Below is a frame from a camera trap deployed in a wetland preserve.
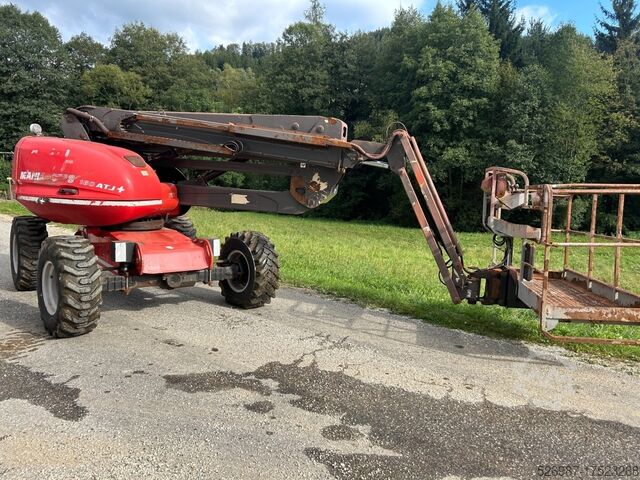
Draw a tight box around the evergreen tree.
[457,0,524,62]
[456,0,479,13]
[595,0,640,53]
[200,42,275,71]
[520,19,549,65]
[480,0,524,61]
[262,3,354,118]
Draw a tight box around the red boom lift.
[8,106,640,345]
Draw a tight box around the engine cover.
[12,136,179,226]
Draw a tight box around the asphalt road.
[0,215,639,480]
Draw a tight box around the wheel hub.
[227,249,251,293]
[41,260,59,315]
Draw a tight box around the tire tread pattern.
[220,231,279,309]
[11,216,48,291]
[165,215,197,239]
[38,236,102,337]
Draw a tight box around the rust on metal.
[132,113,354,150]
[614,194,625,289]
[563,195,573,270]
[482,166,640,345]
[107,130,233,157]
[587,194,598,283]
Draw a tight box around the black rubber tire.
[219,231,279,309]
[111,217,165,231]
[165,215,197,239]
[10,216,48,291]
[36,236,102,337]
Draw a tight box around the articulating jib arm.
[351,131,468,304]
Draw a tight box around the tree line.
[1,0,639,231]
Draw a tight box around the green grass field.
[1,200,639,361]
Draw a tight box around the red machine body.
[85,227,214,275]
[12,136,179,226]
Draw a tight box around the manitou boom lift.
[9,106,640,345]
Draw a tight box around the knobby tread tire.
[165,215,197,239]
[111,217,165,231]
[10,216,48,291]
[37,236,102,337]
[220,231,280,309]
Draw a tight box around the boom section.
[63,106,355,214]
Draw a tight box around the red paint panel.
[111,229,211,274]
[86,228,212,275]
[12,136,179,226]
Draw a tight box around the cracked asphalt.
[0,216,639,479]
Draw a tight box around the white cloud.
[1,0,426,50]
[515,4,558,29]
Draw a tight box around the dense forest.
[1,0,639,230]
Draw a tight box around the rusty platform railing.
[518,183,640,345]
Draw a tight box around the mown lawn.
[1,200,639,361]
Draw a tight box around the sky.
[1,0,606,51]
